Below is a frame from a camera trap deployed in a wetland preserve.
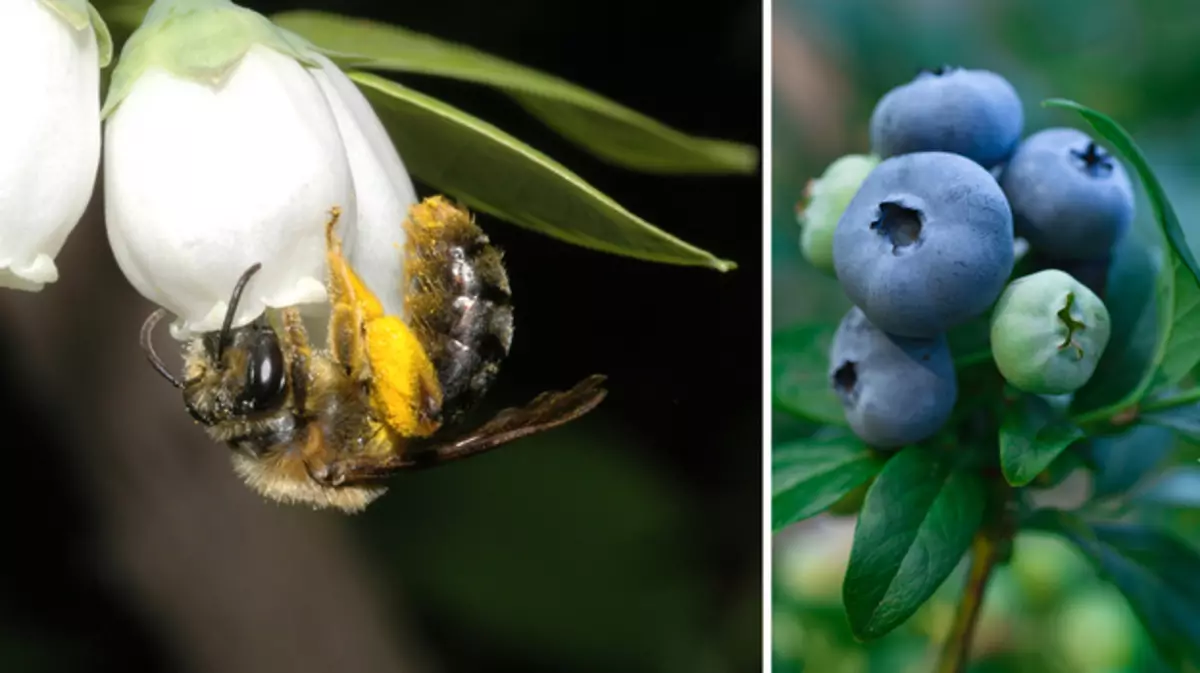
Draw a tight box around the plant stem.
[934,532,1001,673]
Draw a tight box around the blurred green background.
[772,1,1200,671]
[0,1,761,673]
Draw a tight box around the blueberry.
[990,269,1112,395]
[869,66,1024,168]
[829,307,957,448]
[999,128,1135,260]
[799,154,880,274]
[833,152,1015,338]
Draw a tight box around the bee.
[140,197,607,512]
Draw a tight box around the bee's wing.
[319,375,608,485]
[420,374,608,460]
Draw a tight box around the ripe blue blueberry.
[829,307,957,448]
[999,128,1135,260]
[869,66,1024,168]
[833,152,1015,338]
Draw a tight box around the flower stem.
[934,531,1002,673]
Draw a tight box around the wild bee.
[140,197,607,512]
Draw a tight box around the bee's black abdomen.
[404,198,515,423]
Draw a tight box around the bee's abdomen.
[404,197,514,423]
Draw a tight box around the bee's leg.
[321,206,444,438]
[309,374,608,487]
[279,307,314,415]
[323,207,379,382]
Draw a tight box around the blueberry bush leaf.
[1070,228,1163,415]
[1030,510,1200,668]
[1134,467,1200,509]
[772,323,846,426]
[772,430,885,530]
[842,447,985,640]
[1083,424,1176,498]
[1000,394,1085,487]
[350,72,734,270]
[273,11,758,175]
[1141,398,1200,441]
[1046,100,1200,420]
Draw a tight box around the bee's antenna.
[140,308,183,389]
[217,263,263,359]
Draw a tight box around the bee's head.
[141,264,289,426]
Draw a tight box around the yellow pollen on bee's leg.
[365,315,443,437]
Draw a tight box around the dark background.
[0,1,761,672]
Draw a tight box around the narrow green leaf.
[1031,511,1200,669]
[843,447,985,640]
[272,11,758,175]
[772,430,885,530]
[771,323,845,426]
[1046,99,1200,421]
[350,71,734,271]
[1000,394,1085,487]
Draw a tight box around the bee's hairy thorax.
[404,197,514,424]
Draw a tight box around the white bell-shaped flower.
[310,53,419,318]
[0,0,109,290]
[103,0,362,338]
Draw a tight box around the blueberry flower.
[0,0,110,290]
[103,0,418,338]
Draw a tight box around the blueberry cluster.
[798,66,1134,448]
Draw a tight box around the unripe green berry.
[990,269,1111,394]
[798,154,879,274]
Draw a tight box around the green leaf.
[772,323,845,426]
[1030,511,1200,668]
[1070,227,1163,416]
[272,11,758,175]
[842,447,985,640]
[1047,99,1200,423]
[1082,424,1176,498]
[1000,394,1085,487]
[1135,468,1200,509]
[1141,399,1200,442]
[772,430,885,530]
[349,71,734,271]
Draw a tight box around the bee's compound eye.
[239,331,287,412]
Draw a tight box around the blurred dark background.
[773,1,1200,672]
[0,1,761,672]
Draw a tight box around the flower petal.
[310,53,418,317]
[0,0,101,290]
[104,44,356,338]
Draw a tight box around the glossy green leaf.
[272,10,758,175]
[1030,511,1200,669]
[1000,394,1085,487]
[772,430,885,530]
[350,71,734,271]
[1047,100,1200,423]
[843,447,985,640]
[772,323,845,426]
